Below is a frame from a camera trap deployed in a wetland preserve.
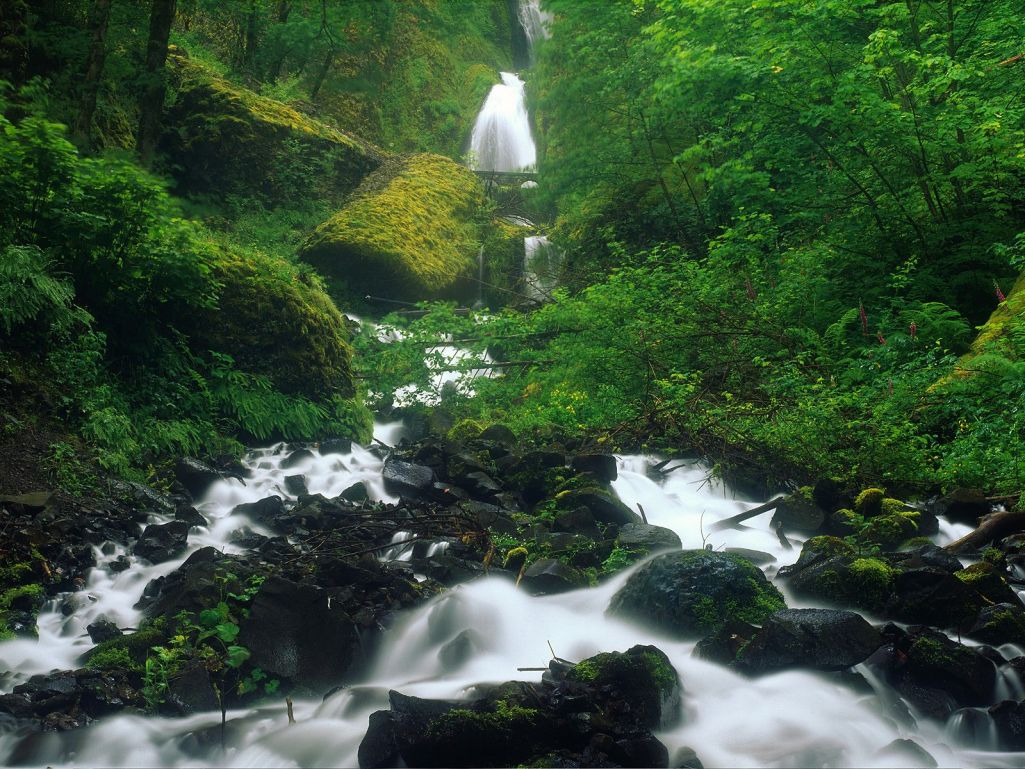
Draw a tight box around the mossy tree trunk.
[136,0,176,167]
[74,0,112,151]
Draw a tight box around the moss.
[87,646,135,672]
[161,47,382,201]
[803,536,857,559]
[860,513,918,549]
[448,418,486,442]
[955,562,1019,604]
[504,546,529,569]
[854,488,885,517]
[300,154,485,299]
[880,497,909,516]
[88,618,168,669]
[192,245,356,402]
[426,700,539,742]
[848,557,897,606]
[481,219,526,307]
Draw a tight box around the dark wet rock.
[771,490,825,533]
[0,491,54,515]
[239,575,360,690]
[232,495,285,526]
[284,474,308,496]
[929,488,991,525]
[571,454,618,483]
[438,629,484,670]
[891,628,997,716]
[174,457,224,499]
[722,547,776,567]
[886,567,985,627]
[990,699,1025,750]
[166,658,219,715]
[519,559,589,595]
[966,603,1025,646]
[616,523,682,553]
[140,547,253,619]
[134,520,190,563]
[111,480,176,514]
[460,501,517,535]
[811,478,850,513]
[0,668,143,727]
[109,555,131,573]
[174,505,208,528]
[674,746,705,769]
[887,543,962,573]
[554,506,602,540]
[607,550,786,639]
[479,423,517,447]
[418,555,488,587]
[501,450,566,503]
[340,481,370,503]
[86,619,122,645]
[321,437,353,455]
[463,471,501,498]
[557,487,640,526]
[358,646,677,769]
[874,739,937,768]
[733,609,883,675]
[280,448,315,469]
[229,528,268,549]
[382,458,436,498]
[693,620,759,667]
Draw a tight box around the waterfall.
[523,234,561,301]
[518,0,552,58]
[468,72,536,172]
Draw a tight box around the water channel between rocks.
[3,425,1024,767]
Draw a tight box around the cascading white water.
[523,234,562,301]
[6,444,1019,769]
[468,72,536,172]
[517,0,552,58]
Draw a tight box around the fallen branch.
[709,497,784,532]
[999,53,1024,66]
[944,511,1025,553]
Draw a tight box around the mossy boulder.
[954,562,1022,606]
[567,645,681,729]
[480,219,525,307]
[555,486,639,526]
[607,550,786,638]
[161,48,382,201]
[192,246,357,402]
[966,603,1025,646]
[300,154,485,300]
[771,487,825,533]
[854,488,885,517]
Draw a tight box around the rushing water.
[517,0,552,59]
[523,234,562,302]
[468,72,536,173]
[4,443,1020,768]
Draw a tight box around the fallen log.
[709,497,784,532]
[944,511,1025,554]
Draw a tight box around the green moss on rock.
[300,154,484,299]
[854,488,885,517]
[192,246,356,402]
[161,47,382,201]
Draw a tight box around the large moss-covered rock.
[192,247,356,401]
[300,154,484,299]
[607,550,786,638]
[161,48,382,201]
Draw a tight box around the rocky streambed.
[1,419,1025,767]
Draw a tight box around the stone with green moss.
[607,550,786,638]
[568,645,681,729]
[190,246,364,430]
[300,154,484,300]
[860,513,919,549]
[447,418,486,442]
[0,582,45,638]
[161,47,382,201]
[955,562,1021,606]
[854,488,885,517]
[967,603,1025,646]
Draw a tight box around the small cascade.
[468,72,536,172]
[518,0,553,58]
[523,234,562,301]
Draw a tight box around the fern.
[0,245,84,334]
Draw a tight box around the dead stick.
[637,504,649,525]
[709,497,784,532]
[547,640,557,660]
[286,697,295,725]
[944,511,1025,553]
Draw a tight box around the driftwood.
[944,511,1025,553]
[709,497,784,532]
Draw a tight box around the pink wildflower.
[859,303,868,335]
[877,331,887,345]
[995,281,1007,303]
[909,321,917,339]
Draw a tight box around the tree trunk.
[265,1,292,81]
[309,45,336,100]
[74,0,112,151]
[944,511,1025,554]
[242,1,259,69]
[136,0,177,167]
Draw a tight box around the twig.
[709,497,784,532]
[637,504,649,525]
[286,697,295,725]
[547,640,557,660]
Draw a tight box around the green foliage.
[0,86,370,475]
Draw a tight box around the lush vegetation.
[354,0,1025,501]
